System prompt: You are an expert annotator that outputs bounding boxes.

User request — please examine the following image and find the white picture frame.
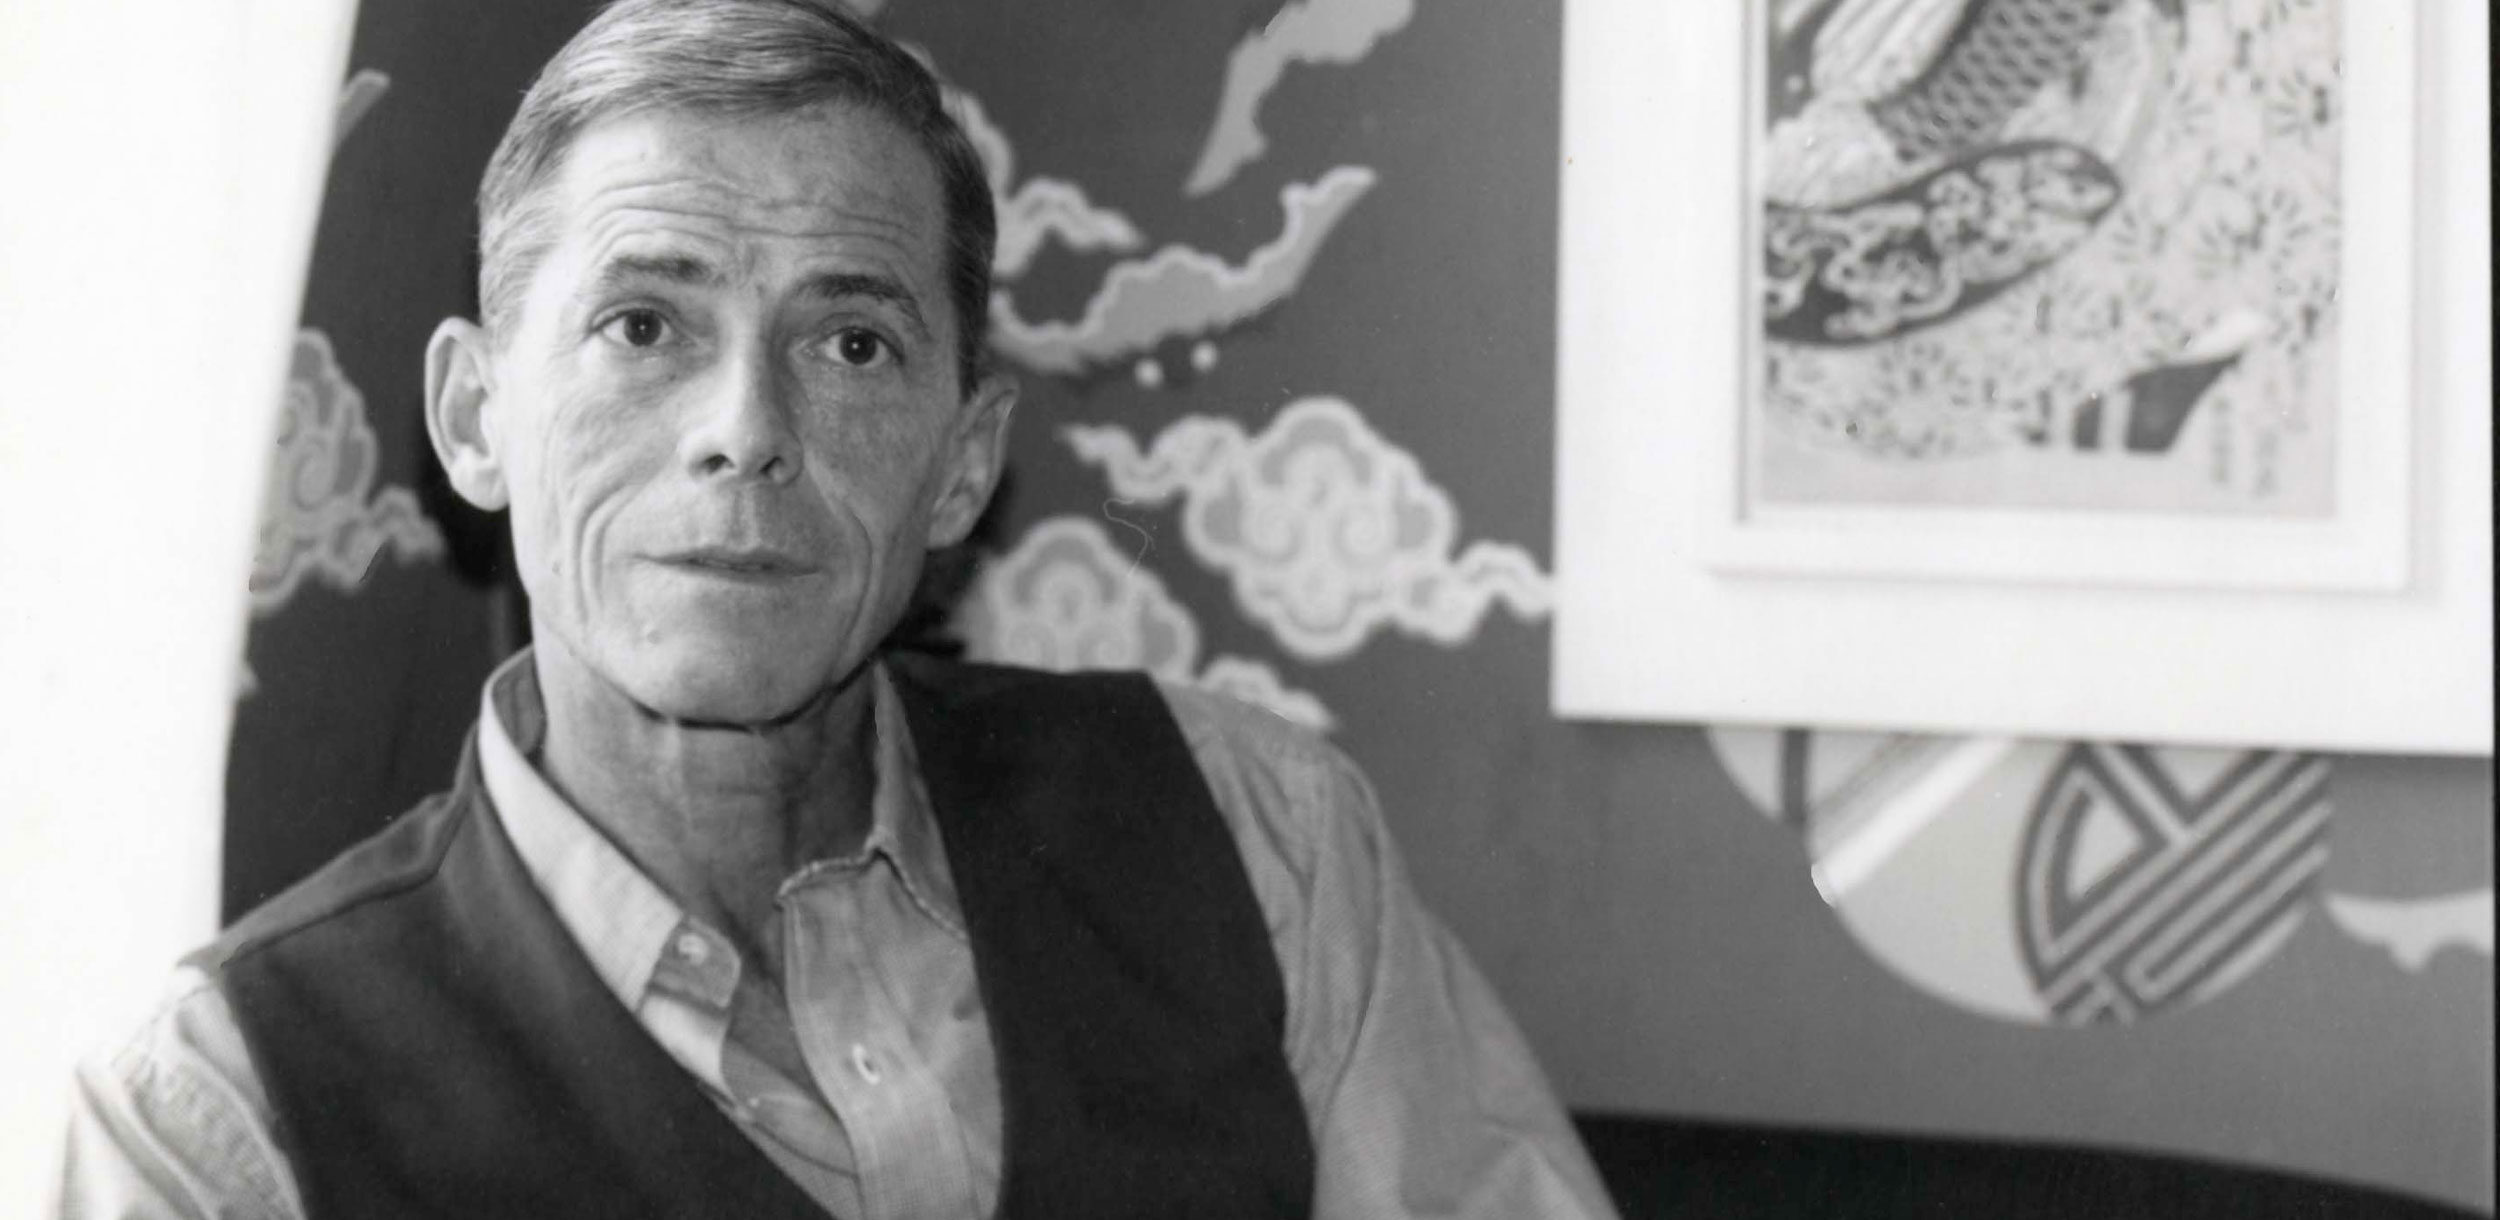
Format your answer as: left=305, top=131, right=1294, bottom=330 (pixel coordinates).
left=1552, top=0, right=2491, bottom=754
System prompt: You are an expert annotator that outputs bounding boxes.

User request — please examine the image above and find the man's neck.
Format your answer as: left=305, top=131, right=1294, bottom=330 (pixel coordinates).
left=528, top=636, right=878, bottom=986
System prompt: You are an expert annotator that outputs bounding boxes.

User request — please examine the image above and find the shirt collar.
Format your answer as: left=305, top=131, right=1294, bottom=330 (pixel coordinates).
left=474, top=648, right=964, bottom=1014
left=815, top=668, right=964, bottom=939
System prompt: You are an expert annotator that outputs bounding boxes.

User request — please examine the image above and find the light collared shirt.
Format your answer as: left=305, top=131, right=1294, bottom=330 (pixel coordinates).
left=62, top=652, right=1617, bottom=1219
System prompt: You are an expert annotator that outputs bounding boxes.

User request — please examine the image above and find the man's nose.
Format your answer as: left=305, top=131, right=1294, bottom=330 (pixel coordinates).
left=681, top=341, right=802, bottom=485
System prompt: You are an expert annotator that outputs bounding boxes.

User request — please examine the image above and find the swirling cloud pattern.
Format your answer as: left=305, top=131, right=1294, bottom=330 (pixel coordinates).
left=944, top=72, right=1375, bottom=378
left=1066, top=397, right=1551, bottom=662
left=949, top=87, right=1144, bottom=279
left=1183, top=0, right=1416, bottom=196
left=957, top=516, right=1335, bottom=731
left=2323, top=890, right=2495, bottom=973
left=988, top=167, right=1375, bottom=375
left=248, top=329, right=444, bottom=614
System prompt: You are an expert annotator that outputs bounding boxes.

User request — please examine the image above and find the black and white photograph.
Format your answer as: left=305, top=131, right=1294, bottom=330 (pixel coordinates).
left=1, top=1, right=2489, bottom=1216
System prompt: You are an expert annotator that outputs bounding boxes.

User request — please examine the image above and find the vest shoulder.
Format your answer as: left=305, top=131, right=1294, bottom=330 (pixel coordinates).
left=192, top=786, right=472, bottom=972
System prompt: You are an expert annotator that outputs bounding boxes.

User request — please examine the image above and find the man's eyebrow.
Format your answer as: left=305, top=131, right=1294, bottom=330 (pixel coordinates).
left=803, top=271, right=929, bottom=338
left=582, top=252, right=724, bottom=297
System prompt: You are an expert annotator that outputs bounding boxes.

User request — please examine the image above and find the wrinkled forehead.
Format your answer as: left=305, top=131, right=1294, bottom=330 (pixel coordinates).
left=540, top=102, right=947, bottom=259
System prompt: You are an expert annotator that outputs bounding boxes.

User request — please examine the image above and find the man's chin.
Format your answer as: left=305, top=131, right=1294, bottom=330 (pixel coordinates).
left=620, top=651, right=850, bottom=729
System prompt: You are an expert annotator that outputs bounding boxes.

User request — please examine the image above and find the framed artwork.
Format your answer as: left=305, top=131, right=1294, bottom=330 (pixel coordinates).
left=1552, top=0, right=2491, bottom=753
left=1707, top=0, right=2411, bottom=590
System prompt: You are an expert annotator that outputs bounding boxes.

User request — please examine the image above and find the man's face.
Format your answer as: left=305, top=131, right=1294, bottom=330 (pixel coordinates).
left=444, top=104, right=1010, bottom=723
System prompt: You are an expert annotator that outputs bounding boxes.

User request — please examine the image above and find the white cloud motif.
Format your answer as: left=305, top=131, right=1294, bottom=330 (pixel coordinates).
left=1066, top=398, right=1552, bottom=662
left=1184, top=0, right=1417, bottom=196
left=958, top=516, right=1335, bottom=731
left=249, top=329, right=445, bottom=614
left=332, top=70, right=390, bottom=150
left=940, top=77, right=1374, bottom=378
left=2323, top=890, right=2495, bottom=972
left=988, top=167, right=1375, bottom=375
left=948, top=87, right=1144, bottom=279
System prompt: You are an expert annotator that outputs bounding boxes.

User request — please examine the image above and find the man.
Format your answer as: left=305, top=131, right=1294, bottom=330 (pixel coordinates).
left=64, top=2, right=1616, bottom=1216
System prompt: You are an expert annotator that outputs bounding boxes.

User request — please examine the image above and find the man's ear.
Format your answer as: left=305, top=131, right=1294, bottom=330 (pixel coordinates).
left=424, top=318, right=509, bottom=511
left=927, top=369, right=1018, bottom=548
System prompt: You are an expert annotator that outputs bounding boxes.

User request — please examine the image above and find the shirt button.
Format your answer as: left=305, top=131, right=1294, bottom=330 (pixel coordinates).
left=673, top=932, right=710, bottom=964
left=850, top=1043, right=883, bottom=1085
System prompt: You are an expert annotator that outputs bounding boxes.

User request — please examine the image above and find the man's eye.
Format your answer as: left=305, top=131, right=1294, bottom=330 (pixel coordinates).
left=828, top=328, right=890, bottom=368
left=600, top=309, right=673, bottom=349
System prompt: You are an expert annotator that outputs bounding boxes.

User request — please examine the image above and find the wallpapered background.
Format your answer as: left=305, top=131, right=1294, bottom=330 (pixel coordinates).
left=226, top=0, right=2492, bottom=1210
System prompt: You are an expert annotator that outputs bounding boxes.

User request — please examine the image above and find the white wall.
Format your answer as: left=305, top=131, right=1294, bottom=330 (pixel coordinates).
left=0, top=1, right=356, bottom=1210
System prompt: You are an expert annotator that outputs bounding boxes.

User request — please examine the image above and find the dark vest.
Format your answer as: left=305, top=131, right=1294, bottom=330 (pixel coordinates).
left=194, top=657, right=1316, bottom=1219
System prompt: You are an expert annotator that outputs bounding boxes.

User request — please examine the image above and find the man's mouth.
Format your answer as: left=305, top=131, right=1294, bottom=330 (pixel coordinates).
left=657, top=547, right=818, bottom=577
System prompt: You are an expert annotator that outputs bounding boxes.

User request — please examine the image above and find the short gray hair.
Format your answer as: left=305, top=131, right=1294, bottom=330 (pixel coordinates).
left=475, top=0, right=996, bottom=391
